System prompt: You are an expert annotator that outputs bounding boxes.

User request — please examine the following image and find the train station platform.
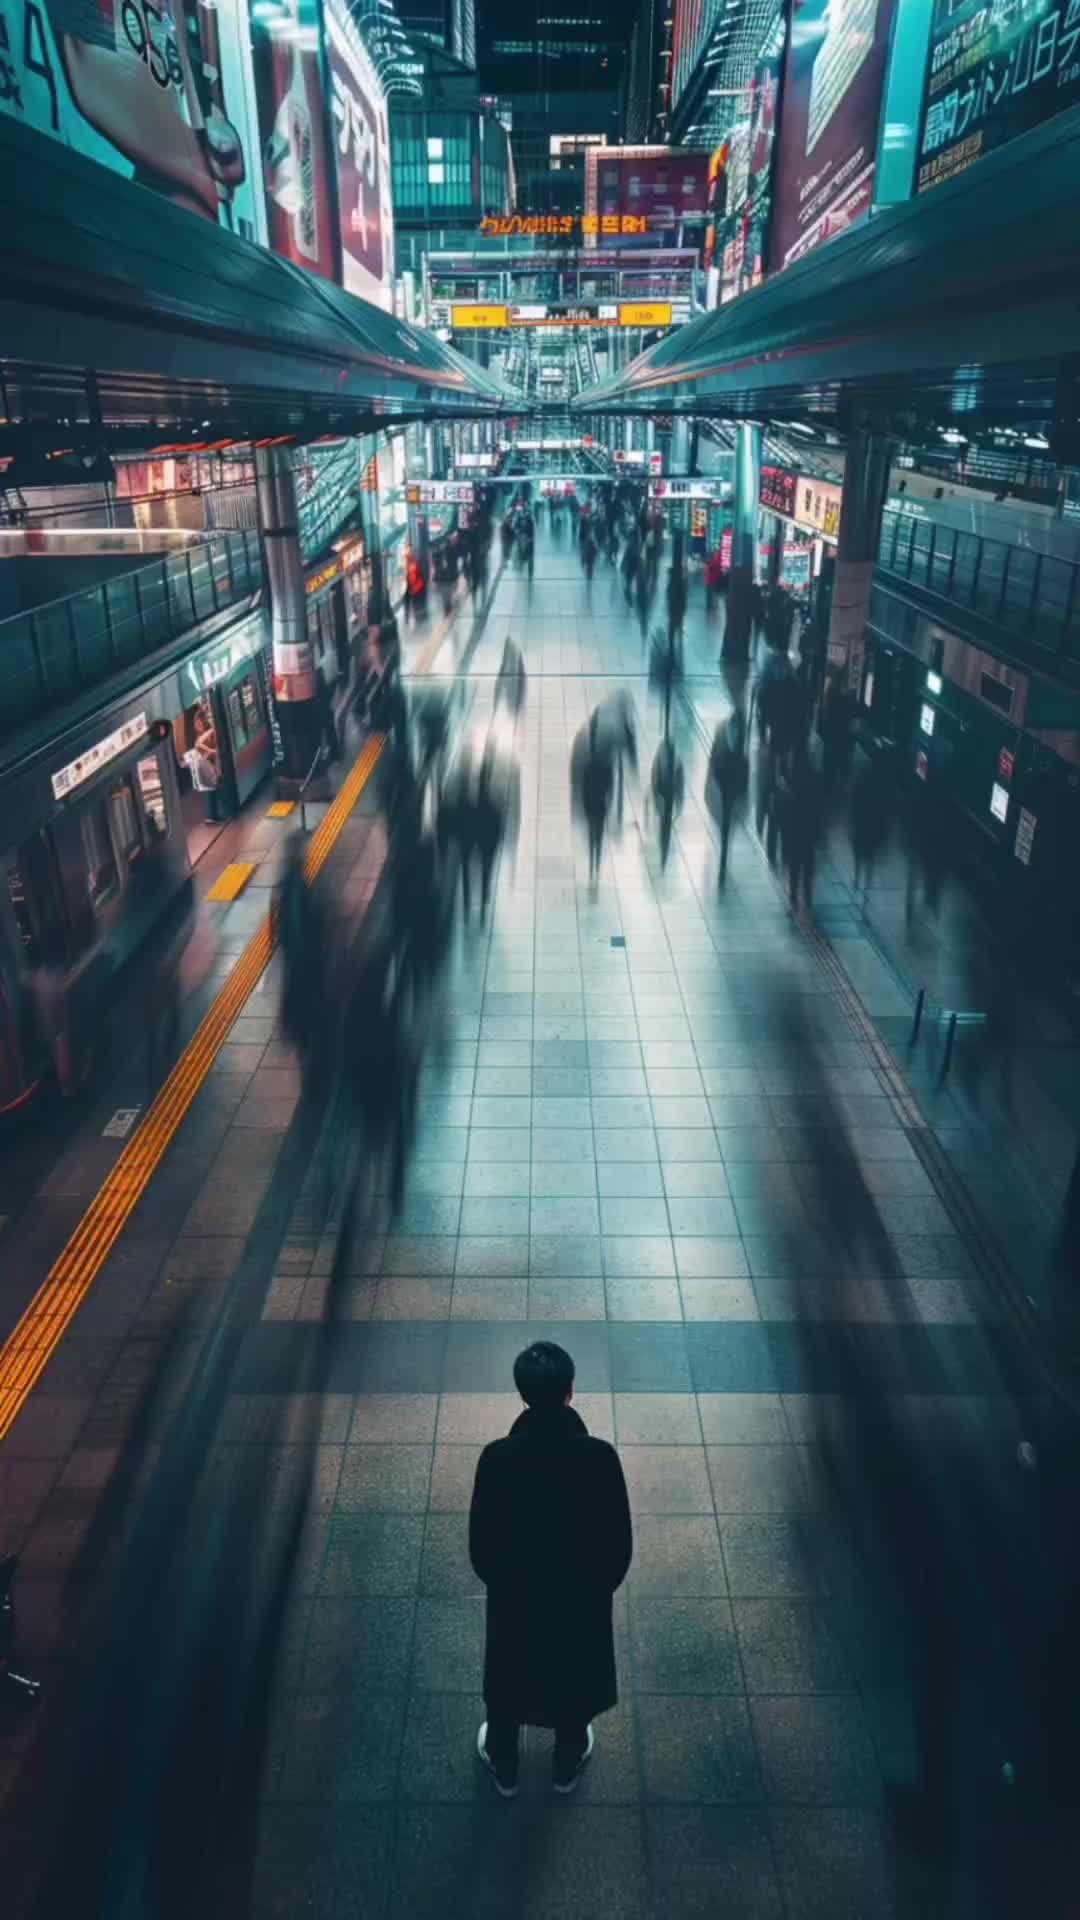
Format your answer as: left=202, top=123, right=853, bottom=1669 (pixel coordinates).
left=0, top=527, right=1070, bottom=1919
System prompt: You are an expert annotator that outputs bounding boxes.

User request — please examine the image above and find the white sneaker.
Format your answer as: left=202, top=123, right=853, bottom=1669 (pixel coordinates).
left=476, top=1721, right=519, bottom=1798
left=553, top=1724, right=594, bottom=1794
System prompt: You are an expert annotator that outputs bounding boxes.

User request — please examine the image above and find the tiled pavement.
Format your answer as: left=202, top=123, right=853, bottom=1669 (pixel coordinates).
left=0, top=533, right=1040, bottom=1917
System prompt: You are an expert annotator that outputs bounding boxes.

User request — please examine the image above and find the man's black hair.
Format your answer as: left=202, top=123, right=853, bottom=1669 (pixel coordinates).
left=513, top=1341, right=575, bottom=1410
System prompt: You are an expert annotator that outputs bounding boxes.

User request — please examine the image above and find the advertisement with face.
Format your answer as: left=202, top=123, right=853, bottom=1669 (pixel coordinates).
left=917, top=0, right=1080, bottom=195
left=323, top=0, right=393, bottom=309
left=0, top=0, right=264, bottom=237
left=770, top=0, right=898, bottom=271
left=249, top=0, right=337, bottom=279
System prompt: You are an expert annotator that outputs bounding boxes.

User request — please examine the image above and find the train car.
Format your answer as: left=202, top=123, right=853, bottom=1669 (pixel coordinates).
left=0, top=701, right=192, bottom=1117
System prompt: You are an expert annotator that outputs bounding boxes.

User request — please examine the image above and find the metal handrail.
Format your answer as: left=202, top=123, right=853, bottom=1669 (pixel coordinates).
left=299, top=745, right=329, bottom=833
left=878, top=506, right=1080, bottom=661
left=0, top=530, right=261, bottom=749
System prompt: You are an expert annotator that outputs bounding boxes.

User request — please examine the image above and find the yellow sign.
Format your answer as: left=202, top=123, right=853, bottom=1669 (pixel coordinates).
left=451, top=304, right=509, bottom=329
left=619, top=302, right=673, bottom=328
left=305, top=557, right=341, bottom=597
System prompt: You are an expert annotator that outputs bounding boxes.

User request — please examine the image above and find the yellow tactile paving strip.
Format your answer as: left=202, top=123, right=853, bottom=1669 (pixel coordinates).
left=0, top=731, right=384, bottom=1441
left=206, top=860, right=257, bottom=903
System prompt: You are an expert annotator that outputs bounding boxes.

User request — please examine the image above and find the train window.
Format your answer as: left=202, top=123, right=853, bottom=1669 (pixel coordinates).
left=109, top=777, right=143, bottom=868
left=12, top=831, right=70, bottom=966
left=136, top=754, right=168, bottom=837
left=81, top=797, right=118, bottom=908
left=238, top=673, right=263, bottom=736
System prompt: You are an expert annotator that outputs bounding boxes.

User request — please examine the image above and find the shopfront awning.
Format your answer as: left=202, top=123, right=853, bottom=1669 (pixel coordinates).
left=0, top=119, right=505, bottom=447
left=573, top=108, right=1080, bottom=432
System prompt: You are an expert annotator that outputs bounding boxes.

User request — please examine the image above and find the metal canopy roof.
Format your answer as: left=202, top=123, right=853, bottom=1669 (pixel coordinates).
left=574, top=108, right=1080, bottom=433
left=0, top=119, right=504, bottom=447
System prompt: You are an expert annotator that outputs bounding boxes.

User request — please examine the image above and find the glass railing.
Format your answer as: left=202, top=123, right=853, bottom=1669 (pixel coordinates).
left=0, top=531, right=261, bottom=750
left=878, top=506, right=1080, bottom=664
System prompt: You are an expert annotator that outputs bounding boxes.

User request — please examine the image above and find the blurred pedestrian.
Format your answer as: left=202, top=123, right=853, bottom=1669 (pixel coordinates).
left=470, top=1341, right=633, bottom=1799
left=851, top=756, right=891, bottom=902
left=651, top=736, right=684, bottom=869
left=276, top=834, right=331, bottom=1079
left=666, top=564, right=687, bottom=664
left=706, top=711, right=749, bottom=888
left=581, top=716, right=613, bottom=887
left=494, top=636, right=527, bottom=717
left=783, top=748, right=823, bottom=917
left=821, top=668, right=854, bottom=789
left=342, top=941, right=411, bottom=1218
left=474, top=746, right=506, bottom=921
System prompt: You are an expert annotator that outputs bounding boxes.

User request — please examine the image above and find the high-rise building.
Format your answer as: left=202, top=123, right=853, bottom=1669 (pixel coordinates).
left=474, top=0, right=631, bottom=206
left=625, top=0, right=674, bottom=146
left=398, top=0, right=477, bottom=70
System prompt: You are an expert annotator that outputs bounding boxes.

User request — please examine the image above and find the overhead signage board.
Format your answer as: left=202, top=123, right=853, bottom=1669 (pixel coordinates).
left=614, top=450, right=647, bottom=466
left=52, top=712, right=149, bottom=801
left=479, top=213, right=649, bottom=237
left=455, top=453, right=496, bottom=469
left=619, top=302, right=673, bottom=327
left=585, top=146, right=710, bottom=249
left=770, top=0, right=898, bottom=270
left=917, top=0, right=1080, bottom=194
left=408, top=481, right=475, bottom=504
left=760, top=466, right=798, bottom=517
left=650, top=478, right=729, bottom=501
left=451, top=304, right=509, bottom=329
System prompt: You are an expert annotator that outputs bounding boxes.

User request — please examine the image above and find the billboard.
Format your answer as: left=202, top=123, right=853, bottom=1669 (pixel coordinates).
left=917, top=0, right=1080, bottom=195
left=585, top=145, right=710, bottom=248
left=324, top=0, right=393, bottom=309
left=0, top=0, right=265, bottom=239
left=718, top=4, right=787, bottom=303
left=770, top=0, right=898, bottom=271
left=250, top=0, right=337, bottom=279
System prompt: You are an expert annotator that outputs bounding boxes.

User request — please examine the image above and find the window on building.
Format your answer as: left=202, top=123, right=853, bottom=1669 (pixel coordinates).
left=427, top=136, right=444, bottom=158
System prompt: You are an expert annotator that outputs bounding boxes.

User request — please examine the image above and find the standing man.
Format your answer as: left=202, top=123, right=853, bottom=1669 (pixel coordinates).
left=469, top=1342, right=633, bottom=1798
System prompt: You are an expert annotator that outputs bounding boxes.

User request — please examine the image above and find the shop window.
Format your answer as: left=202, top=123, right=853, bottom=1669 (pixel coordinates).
left=82, top=796, right=119, bottom=908
left=136, top=753, right=168, bottom=839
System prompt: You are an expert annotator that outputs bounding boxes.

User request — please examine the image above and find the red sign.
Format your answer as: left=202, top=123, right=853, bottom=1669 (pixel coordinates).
left=998, top=747, right=1015, bottom=782
left=759, top=466, right=797, bottom=517
left=325, top=0, right=394, bottom=310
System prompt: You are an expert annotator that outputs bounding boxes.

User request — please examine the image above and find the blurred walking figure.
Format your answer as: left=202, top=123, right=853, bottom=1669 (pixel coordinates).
left=276, top=833, right=330, bottom=1080
left=666, top=563, right=687, bottom=666
left=705, top=711, right=749, bottom=888
left=473, top=745, right=507, bottom=921
left=580, top=715, right=613, bottom=887
left=782, top=747, right=823, bottom=918
left=851, top=756, right=891, bottom=903
left=128, top=839, right=191, bottom=1093
left=341, top=940, right=412, bottom=1221
left=968, top=939, right=1019, bottom=1111
left=581, top=527, right=597, bottom=583
left=591, top=690, right=637, bottom=825
left=905, top=778, right=946, bottom=924
left=620, top=532, right=639, bottom=604
left=414, top=688, right=452, bottom=799
left=494, top=636, right=527, bottom=716
left=470, top=1341, right=633, bottom=1799
left=403, top=546, right=427, bottom=625
left=820, top=667, right=854, bottom=789
left=651, top=736, right=685, bottom=869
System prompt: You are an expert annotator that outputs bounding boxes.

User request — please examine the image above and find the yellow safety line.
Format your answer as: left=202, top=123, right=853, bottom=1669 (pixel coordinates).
left=0, top=732, right=384, bottom=1439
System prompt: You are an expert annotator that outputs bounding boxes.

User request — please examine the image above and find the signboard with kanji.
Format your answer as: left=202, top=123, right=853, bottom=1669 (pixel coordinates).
left=917, top=0, right=1080, bottom=193
left=479, top=214, right=649, bottom=238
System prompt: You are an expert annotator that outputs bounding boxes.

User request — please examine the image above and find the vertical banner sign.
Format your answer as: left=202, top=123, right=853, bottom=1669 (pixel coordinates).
left=250, top=0, right=337, bottom=279
left=323, top=0, right=393, bottom=310
left=770, top=0, right=898, bottom=271
left=917, top=0, right=1080, bottom=195
left=0, top=0, right=264, bottom=238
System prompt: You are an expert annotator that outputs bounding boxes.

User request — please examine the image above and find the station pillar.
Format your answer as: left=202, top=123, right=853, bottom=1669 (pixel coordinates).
left=723, top=421, right=762, bottom=662
left=255, top=445, right=321, bottom=785
left=671, top=417, right=691, bottom=476
left=826, top=428, right=892, bottom=694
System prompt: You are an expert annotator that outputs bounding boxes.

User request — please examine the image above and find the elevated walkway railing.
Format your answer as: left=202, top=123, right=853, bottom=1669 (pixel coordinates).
left=0, top=531, right=261, bottom=749
left=878, top=506, right=1080, bottom=666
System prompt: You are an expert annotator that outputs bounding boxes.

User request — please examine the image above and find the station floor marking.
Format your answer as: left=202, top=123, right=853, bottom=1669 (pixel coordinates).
left=206, top=861, right=257, bottom=903
left=266, top=800, right=296, bottom=818
left=0, top=731, right=384, bottom=1442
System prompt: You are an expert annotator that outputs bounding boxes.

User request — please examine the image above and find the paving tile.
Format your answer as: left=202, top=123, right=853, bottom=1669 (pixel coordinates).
left=372, top=1279, right=453, bottom=1321
left=530, top=1234, right=603, bottom=1277
left=697, top=1395, right=789, bottom=1445
left=750, top=1697, right=880, bottom=1805
left=622, top=1445, right=713, bottom=1513
left=527, top=1277, right=607, bottom=1320
left=411, top=1597, right=486, bottom=1690
left=319, top=1514, right=425, bottom=1596
left=733, top=1600, right=851, bottom=1694
left=644, top=1809, right=783, bottom=1919
left=454, top=1237, right=530, bottom=1278
left=419, top=1513, right=483, bottom=1597
left=451, top=1280, right=529, bottom=1320
left=530, top=1196, right=601, bottom=1236
left=637, top=1696, right=762, bottom=1802
left=720, top=1518, right=829, bottom=1598
left=632, top=1597, right=743, bottom=1694
left=706, top=1444, right=810, bottom=1514
left=303, top=1596, right=416, bottom=1692
left=463, top=1162, right=531, bottom=1197
left=628, top=1515, right=727, bottom=1596
left=767, top=1808, right=901, bottom=1920
left=608, top=1324, right=691, bottom=1392
left=277, top=1690, right=406, bottom=1802
left=613, top=1393, right=701, bottom=1445
left=459, top=1197, right=531, bottom=1237
left=336, top=1444, right=433, bottom=1511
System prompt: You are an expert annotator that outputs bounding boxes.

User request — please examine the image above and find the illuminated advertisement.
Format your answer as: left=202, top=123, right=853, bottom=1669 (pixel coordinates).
left=770, top=0, right=898, bottom=271
left=0, top=0, right=265, bottom=239
left=760, top=465, right=798, bottom=517
left=324, top=0, right=393, bottom=308
left=719, top=4, right=787, bottom=303
left=479, top=213, right=648, bottom=236
left=917, top=0, right=1080, bottom=194
left=584, top=146, right=710, bottom=249
left=250, top=0, right=337, bottom=279
left=794, top=472, right=842, bottom=538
